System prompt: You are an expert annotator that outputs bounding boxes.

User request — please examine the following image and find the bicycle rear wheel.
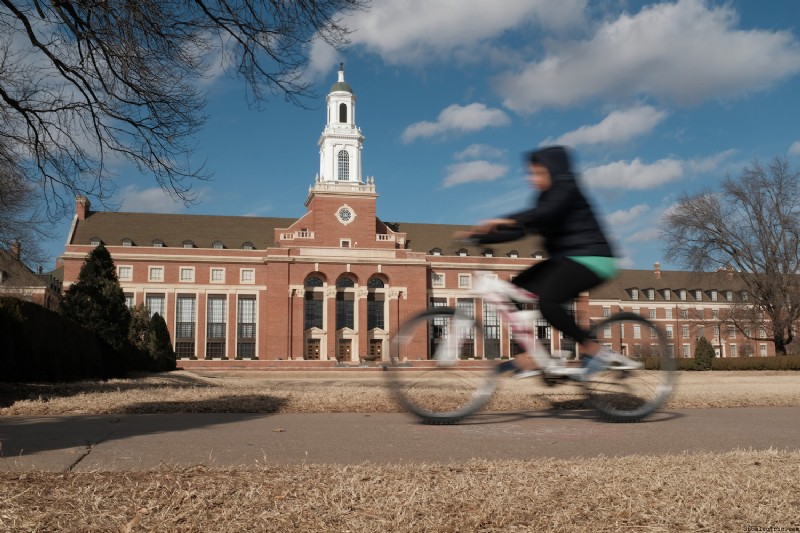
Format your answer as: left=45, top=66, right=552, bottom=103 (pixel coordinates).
left=384, top=307, right=498, bottom=424
left=585, top=312, right=676, bottom=422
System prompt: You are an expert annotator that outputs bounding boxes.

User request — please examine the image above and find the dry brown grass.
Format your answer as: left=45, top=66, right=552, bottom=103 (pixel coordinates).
left=1, top=450, right=799, bottom=532
left=1, top=369, right=799, bottom=416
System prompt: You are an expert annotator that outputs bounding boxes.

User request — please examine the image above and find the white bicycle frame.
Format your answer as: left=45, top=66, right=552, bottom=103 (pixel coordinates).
left=435, top=270, right=558, bottom=368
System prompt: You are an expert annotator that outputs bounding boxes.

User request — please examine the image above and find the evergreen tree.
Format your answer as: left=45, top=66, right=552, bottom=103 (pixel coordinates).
left=60, top=245, right=131, bottom=351
left=694, top=336, right=716, bottom=371
left=149, top=313, right=177, bottom=371
left=128, top=304, right=152, bottom=353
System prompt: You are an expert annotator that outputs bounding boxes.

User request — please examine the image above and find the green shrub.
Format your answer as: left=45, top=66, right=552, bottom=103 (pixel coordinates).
left=694, top=336, right=716, bottom=370
left=0, top=297, right=126, bottom=382
left=149, top=313, right=176, bottom=372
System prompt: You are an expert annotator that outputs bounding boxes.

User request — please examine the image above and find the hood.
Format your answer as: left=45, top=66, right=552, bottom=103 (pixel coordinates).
left=527, top=146, right=573, bottom=177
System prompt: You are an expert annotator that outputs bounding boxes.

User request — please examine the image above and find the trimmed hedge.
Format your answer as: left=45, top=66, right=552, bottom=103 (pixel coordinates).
left=644, top=355, right=800, bottom=371
left=0, top=297, right=127, bottom=382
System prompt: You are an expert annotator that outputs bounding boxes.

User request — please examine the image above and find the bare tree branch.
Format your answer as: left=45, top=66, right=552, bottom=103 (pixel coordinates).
left=0, top=0, right=369, bottom=219
left=662, top=157, right=800, bottom=354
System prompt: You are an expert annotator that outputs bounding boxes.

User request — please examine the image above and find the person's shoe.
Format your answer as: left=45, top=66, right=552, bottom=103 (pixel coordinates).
left=576, top=348, right=643, bottom=381
left=494, top=359, right=542, bottom=379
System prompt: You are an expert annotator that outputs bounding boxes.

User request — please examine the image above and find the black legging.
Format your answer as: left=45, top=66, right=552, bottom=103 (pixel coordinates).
left=511, top=258, right=604, bottom=344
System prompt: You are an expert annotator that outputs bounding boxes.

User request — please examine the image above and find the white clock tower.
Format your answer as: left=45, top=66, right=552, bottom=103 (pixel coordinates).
left=318, top=63, right=364, bottom=183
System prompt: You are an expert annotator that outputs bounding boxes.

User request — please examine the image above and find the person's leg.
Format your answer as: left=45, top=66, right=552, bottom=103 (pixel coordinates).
left=514, top=258, right=604, bottom=362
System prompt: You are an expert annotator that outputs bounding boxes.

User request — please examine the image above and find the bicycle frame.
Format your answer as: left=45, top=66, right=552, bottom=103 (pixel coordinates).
left=438, top=270, right=557, bottom=368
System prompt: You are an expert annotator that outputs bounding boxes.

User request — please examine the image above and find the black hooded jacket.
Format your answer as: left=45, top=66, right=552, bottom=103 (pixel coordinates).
left=490, top=146, right=614, bottom=258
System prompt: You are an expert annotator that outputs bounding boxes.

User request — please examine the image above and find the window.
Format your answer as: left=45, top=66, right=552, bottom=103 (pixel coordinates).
left=124, top=293, right=134, bottom=309
left=508, top=250, right=519, bottom=258
left=603, top=306, right=610, bottom=318
left=729, top=344, right=737, bottom=357
left=726, top=291, right=733, bottom=302
left=663, top=289, right=671, bottom=301
left=122, top=238, right=133, bottom=247
left=458, top=274, right=471, bottom=289
left=603, top=325, right=612, bottom=338
left=210, top=268, right=225, bottom=283
left=337, top=150, right=350, bottom=180
left=237, top=296, right=256, bottom=358
left=367, top=292, right=384, bottom=330
left=148, top=266, right=164, bottom=282
left=339, top=102, right=347, bottom=123
left=483, top=303, right=500, bottom=359
left=759, top=327, right=766, bottom=338
left=336, top=292, right=354, bottom=330
left=212, top=241, right=224, bottom=250
left=634, top=324, right=641, bottom=339
left=665, top=308, right=672, bottom=319
left=182, top=240, right=195, bottom=249
left=176, top=296, right=196, bottom=358
left=206, top=296, right=227, bottom=358
left=483, top=249, right=493, bottom=257
left=457, top=249, right=468, bottom=257
left=456, top=299, right=475, bottom=358
left=145, top=293, right=165, bottom=318
left=682, top=325, right=690, bottom=339
left=665, top=325, right=674, bottom=339
left=631, top=289, right=639, bottom=300
left=683, top=344, right=691, bottom=357
left=695, top=290, right=702, bottom=300
left=649, top=309, right=656, bottom=319
left=368, top=277, right=385, bottom=289
left=680, top=290, right=687, bottom=301
left=697, top=326, right=705, bottom=339
left=647, top=289, right=655, bottom=301
left=432, top=272, right=445, bottom=288
left=304, top=290, right=323, bottom=330
left=711, top=290, right=718, bottom=302
left=90, top=237, right=101, bottom=246
left=152, top=239, right=164, bottom=248
left=728, top=325, right=736, bottom=338
left=180, top=267, right=194, bottom=282
left=340, top=239, right=351, bottom=248
left=760, top=344, right=767, bottom=357
left=742, top=291, right=748, bottom=302
left=242, top=242, right=255, bottom=250
left=712, top=309, right=719, bottom=319
left=240, top=269, right=255, bottom=284
left=680, top=308, right=689, bottom=319
left=118, top=265, right=132, bottom=281
left=430, top=248, right=442, bottom=256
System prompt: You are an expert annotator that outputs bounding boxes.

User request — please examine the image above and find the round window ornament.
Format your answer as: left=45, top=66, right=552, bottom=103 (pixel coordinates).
left=337, top=205, right=355, bottom=225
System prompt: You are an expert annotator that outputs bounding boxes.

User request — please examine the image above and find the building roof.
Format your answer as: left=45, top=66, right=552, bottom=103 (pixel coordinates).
left=329, top=81, right=353, bottom=94
left=591, top=268, right=750, bottom=302
left=70, top=211, right=546, bottom=257
left=0, top=250, right=61, bottom=291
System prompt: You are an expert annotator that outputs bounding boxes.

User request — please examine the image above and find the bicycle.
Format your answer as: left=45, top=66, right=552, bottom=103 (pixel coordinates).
left=384, top=269, right=676, bottom=424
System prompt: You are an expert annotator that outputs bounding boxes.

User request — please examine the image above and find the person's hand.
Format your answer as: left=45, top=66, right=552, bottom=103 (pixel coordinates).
left=472, top=218, right=518, bottom=235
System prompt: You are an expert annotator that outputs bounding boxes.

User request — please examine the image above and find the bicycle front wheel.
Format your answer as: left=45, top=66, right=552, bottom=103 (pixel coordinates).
left=384, top=307, right=498, bottom=424
left=585, top=312, right=676, bottom=422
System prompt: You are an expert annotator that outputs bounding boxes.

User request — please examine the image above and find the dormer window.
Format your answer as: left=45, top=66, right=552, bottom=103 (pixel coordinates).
left=152, top=239, right=164, bottom=248
left=679, top=289, right=687, bottom=301
left=647, top=289, right=655, bottom=301
left=711, top=290, right=718, bottom=302
left=695, top=289, right=702, bottom=300
left=182, top=240, right=195, bottom=249
left=430, top=248, right=442, bottom=256
left=726, top=290, right=733, bottom=302
left=508, top=250, right=519, bottom=258
left=482, top=249, right=493, bottom=257
left=663, top=289, right=671, bottom=301
left=242, top=242, right=255, bottom=250
left=121, top=238, right=133, bottom=247
left=631, top=289, right=639, bottom=300
left=212, top=241, right=224, bottom=250
left=89, top=237, right=102, bottom=247
left=457, top=249, right=468, bottom=257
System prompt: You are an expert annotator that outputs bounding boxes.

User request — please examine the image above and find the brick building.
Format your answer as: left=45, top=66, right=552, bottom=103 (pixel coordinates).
left=0, top=242, right=63, bottom=311
left=59, top=66, right=774, bottom=363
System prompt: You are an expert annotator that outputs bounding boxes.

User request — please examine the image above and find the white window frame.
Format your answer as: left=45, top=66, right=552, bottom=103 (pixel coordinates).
left=118, top=265, right=133, bottom=281
left=649, top=309, right=656, bottom=319
left=679, top=289, right=687, bottom=301
left=665, top=325, right=674, bottom=339
left=663, top=289, right=671, bottom=301
left=603, top=306, right=610, bottom=318
left=603, top=325, right=612, bottom=338
left=695, top=290, right=702, bottom=300
left=682, top=344, right=691, bottom=357
left=711, top=290, right=718, bottom=302
left=240, top=268, right=256, bottom=284
left=432, top=272, right=445, bottom=288
left=631, top=289, right=638, bottom=300
left=458, top=273, right=471, bottom=289
left=726, top=291, right=733, bottom=302
left=665, top=308, right=673, bottom=319
left=647, top=289, right=655, bottom=301
left=729, top=344, right=737, bottom=357
left=759, top=344, right=768, bottom=357
left=210, top=268, right=226, bottom=283
left=179, top=267, right=195, bottom=283
left=148, top=266, right=164, bottom=282
left=340, top=239, right=351, bottom=248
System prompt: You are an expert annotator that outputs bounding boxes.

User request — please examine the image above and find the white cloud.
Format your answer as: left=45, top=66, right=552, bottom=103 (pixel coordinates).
left=454, top=144, right=506, bottom=161
left=443, top=160, right=509, bottom=188
left=402, top=103, right=511, bottom=143
left=495, top=0, right=800, bottom=113
left=308, top=0, right=587, bottom=75
left=625, top=227, right=662, bottom=244
left=687, top=149, right=737, bottom=173
left=607, top=204, right=650, bottom=227
left=118, top=186, right=209, bottom=213
left=545, top=106, right=668, bottom=147
left=585, top=158, right=684, bottom=190
left=790, top=141, right=800, bottom=156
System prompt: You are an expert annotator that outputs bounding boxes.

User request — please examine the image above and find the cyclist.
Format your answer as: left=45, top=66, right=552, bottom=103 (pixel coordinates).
left=455, top=145, right=641, bottom=378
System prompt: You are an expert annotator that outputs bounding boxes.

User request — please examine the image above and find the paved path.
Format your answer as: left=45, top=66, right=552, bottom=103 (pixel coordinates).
left=1, top=407, right=798, bottom=472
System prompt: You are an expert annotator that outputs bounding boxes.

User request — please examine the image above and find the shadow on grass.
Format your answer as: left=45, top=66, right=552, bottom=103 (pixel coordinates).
left=0, top=372, right=216, bottom=408
left=0, top=394, right=288, bottom=458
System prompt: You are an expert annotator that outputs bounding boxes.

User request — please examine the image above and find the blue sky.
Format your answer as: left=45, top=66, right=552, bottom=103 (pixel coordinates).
left=44, top=0, right=800, bottom=271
